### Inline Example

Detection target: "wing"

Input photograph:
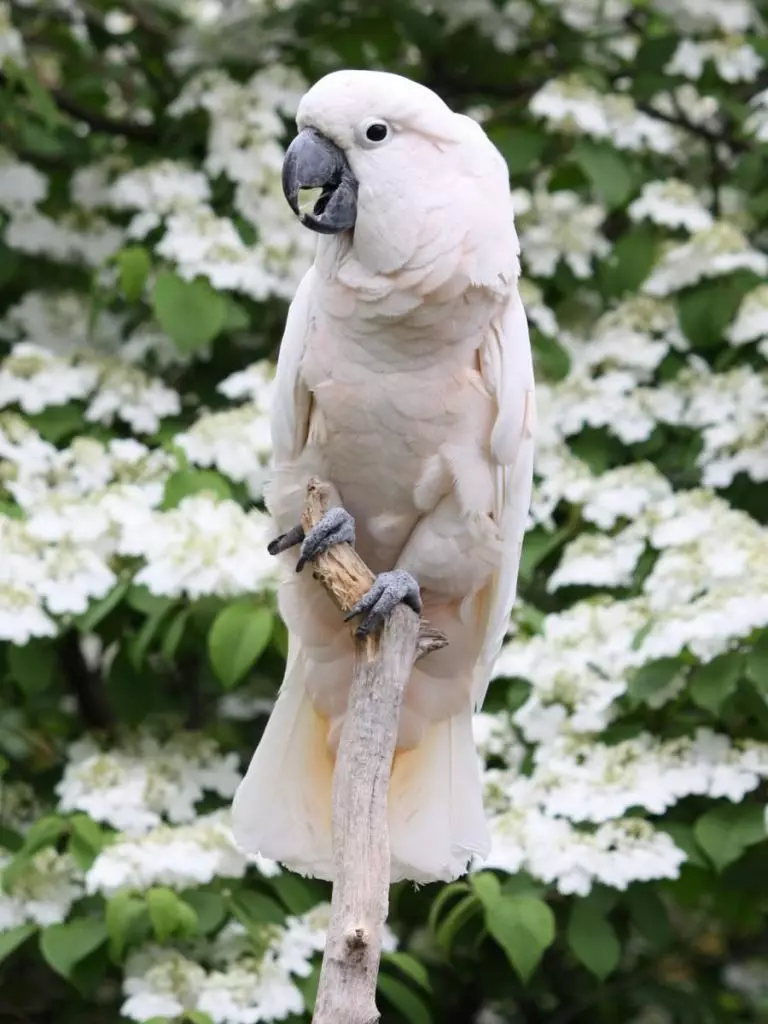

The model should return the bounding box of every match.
[472,286,536,708]
[269,265,317,465]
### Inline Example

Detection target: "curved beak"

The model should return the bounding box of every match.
[282,127,358,235]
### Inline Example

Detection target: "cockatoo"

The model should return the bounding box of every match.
[232,69,535,883]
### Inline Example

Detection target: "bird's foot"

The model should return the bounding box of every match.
[267,508,356,571]
[343,569,422,638]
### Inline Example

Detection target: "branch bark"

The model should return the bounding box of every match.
[300,478,445,1024]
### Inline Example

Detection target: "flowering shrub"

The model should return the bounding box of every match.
[1,1,767,1021]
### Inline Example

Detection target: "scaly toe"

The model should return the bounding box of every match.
[296,506,356,572]
[344,569,422,638]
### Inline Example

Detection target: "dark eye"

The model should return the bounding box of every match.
[365,122,389,143]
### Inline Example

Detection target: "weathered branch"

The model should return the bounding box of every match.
[300,478,446,1024]
[300,478,448,661]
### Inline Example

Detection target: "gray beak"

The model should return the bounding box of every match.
[282,127,358,235]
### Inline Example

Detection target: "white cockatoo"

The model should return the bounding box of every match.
[232,69,535,883]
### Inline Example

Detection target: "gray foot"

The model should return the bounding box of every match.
[295,507,356,573]
[343,569,422,638]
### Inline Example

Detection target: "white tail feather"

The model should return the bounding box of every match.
[232,644,489,883]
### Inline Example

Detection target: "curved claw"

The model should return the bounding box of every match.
[343,569,422,638]
[267,524,305,556]
[296,506,356,573]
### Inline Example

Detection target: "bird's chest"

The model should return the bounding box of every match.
[299,323,493,557]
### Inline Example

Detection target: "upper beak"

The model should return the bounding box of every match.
[282,127,358,235]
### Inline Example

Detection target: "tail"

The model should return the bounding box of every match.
[389,705,489,883]
[231,640,335,879]
[232,645,489,883]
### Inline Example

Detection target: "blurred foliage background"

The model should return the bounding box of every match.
[1,0,768,1022]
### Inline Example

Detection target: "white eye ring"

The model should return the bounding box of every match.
[357,118,392,148]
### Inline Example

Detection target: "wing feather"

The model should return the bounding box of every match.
[473,288,536,708]
[270,266,316,464]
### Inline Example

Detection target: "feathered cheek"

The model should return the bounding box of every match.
[352,180,424,274]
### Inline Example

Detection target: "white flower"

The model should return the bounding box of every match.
[665,38,763,83]
[85,363,181,434]
[518,279,559,337]
[6,210,123,266]
[530,76,680,154]
[628,179,713,233]
[643,223,768,296]
[0,2,26,67]
[122,947,207,1022]
[650,0,755,34]
[548,529,646,590]
[175,405,272,498]
[0,290,125,358]
[0,848,82,929]
[0,343,99,413]
[727,284,768,347]
[0,581,58,643]
[58,733,242,834]
[514,188,610,279]
[746,88,768,143]
[0,148,48,212]
[120,495,279,600]
[110,160,211,237]
[86,810,256,895]
[198,958,303,1023]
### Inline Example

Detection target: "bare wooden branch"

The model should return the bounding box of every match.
[301,477,447,661]
[301,478,443,1024]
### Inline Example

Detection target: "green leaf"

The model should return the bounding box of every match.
[129,605,176,669]
[269,873,324,915]
[126,585,176,616]
[106,891,148,961]
[378,974,434,1024]
[567,900,621,980]
[694,804,766,872]
[572,142,636,209]
[483,895,556,983]
[747,631,768,694]
[627,658,681,706]
[0,923,36,965]
[626,888,671,951]
[8,640,56,694]
[147,887,199,942]
[160,608,190,663]
[381,952,431,993]
[533,334,571,380]
[434,895,482,953]
[488,125,546,175]
[40,918,108,980]
[185,1013,214,1024]
[677,275,758,349]
[689,653,744,716]
[75,579,131,632]
[151,272,227,352]
[599,225,658,297]
[179,891,227,935]
[661,823,708,869]
[25,404,85,443]
[208,603,274,689]
[117,246,151,302]
[161,469,233,509]
[223,298,251,331]
[68,814,110,871]
[471,871,502,907]
[228,890,285,930]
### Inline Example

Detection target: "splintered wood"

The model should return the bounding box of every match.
[301,478,446,1024]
